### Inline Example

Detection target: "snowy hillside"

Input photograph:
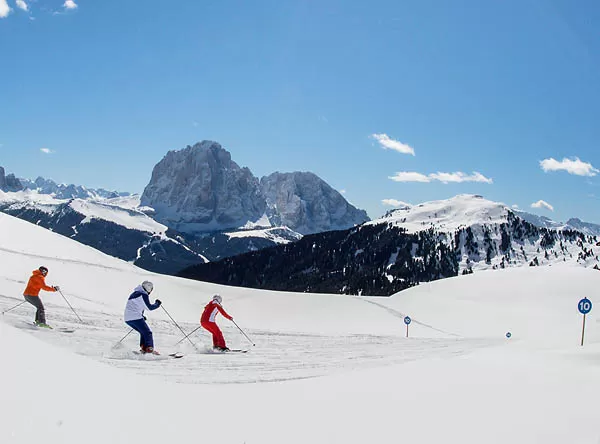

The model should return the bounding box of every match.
[0,189,303,274]
[0,190,206,274]
[181,194,600,296]
[371,194,509,233]
[0,190,161,232]
[375,194,600,236]
[1,211,600,444]
[369,194,599,273]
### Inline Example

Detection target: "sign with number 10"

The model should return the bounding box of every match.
[578,298,592,315]
[578,298,592,346]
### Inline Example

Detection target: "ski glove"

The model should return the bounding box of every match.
[53,286,60,291]
[155,299,162,306]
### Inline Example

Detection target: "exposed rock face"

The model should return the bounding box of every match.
[261,172,369,234]
[0,166,23,192]
[141,141,266,233]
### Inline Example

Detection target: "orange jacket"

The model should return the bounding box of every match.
[23,270,56,297]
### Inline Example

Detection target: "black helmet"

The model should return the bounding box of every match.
[39,266,48,275]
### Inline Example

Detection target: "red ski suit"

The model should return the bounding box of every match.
[201,301,233,348]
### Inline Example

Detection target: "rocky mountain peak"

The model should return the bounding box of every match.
[260,171,369,235]
[0,166,24,192]
[140,142,371,235]
[140,141,266,233]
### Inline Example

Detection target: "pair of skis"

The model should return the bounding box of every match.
[28,321,75,333]
[132,350,184,359]
[132,349,249,359]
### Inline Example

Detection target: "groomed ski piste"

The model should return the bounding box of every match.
[1,210,600,444]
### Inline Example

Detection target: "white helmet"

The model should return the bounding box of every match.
[212,294,222,304]
[141,281,154,294]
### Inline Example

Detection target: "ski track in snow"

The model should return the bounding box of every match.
[359,298,462,337]
[0,295,497,385]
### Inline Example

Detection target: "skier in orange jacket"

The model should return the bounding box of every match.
[23,266,59,328]
[201,294,233,351]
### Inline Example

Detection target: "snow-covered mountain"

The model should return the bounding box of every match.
[1,209,600,444]
[19,176,130,200]
[370,194,599,272]
[0,190,304,274]
[181,194,600,295]
[1,143,367,274]
[141,141,369,234]
[0,190,205,274]
[0,163,304,274]
[372,194,508,233]
[509,209,600,236]
[562,217,600,236]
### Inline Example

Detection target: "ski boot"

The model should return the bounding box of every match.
[34,322,53,329]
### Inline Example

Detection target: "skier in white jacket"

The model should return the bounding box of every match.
[124,281,162,354]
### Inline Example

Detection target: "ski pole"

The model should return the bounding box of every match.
[57,289,84,323]
[117,328,134,344]
[174,325,202,346]
[2,300,26,315]
[231,319,255,346]
[161,305,198,350]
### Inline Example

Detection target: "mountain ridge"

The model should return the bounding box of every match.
[179,194,600,295]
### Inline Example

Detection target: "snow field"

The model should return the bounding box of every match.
[2,212,600,443]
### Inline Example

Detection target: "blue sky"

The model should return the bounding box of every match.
[1,1,600,222]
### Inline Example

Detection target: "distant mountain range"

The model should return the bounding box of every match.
[179,195,600,295]
[0,141,368,274]
[4,148,600,290]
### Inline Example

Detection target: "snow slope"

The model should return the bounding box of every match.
[369,194,509,233]
[0,190,165,234]
[366,194,600,274]
[70,199,166,233]
[2,212,600,443]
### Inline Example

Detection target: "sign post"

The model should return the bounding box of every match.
[404,316,411,338]
[578,298,592,346]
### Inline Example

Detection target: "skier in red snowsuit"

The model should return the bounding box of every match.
[201,294,233,351]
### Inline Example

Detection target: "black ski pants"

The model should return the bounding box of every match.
[24,295,46,324]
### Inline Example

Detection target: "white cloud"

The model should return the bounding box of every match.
[388,172,431,182]
[540,157,599,177]
[512,204,519,209]
[531,200,554,211]
[0,0,11,18]
[428,171,493,184]
[382,199,412,207]
[339,189,347,195]
[371,133,415,156]
[63,0,77,9]
[40,148,55,154]
[15,0,27,11]
[388,171,493,184]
